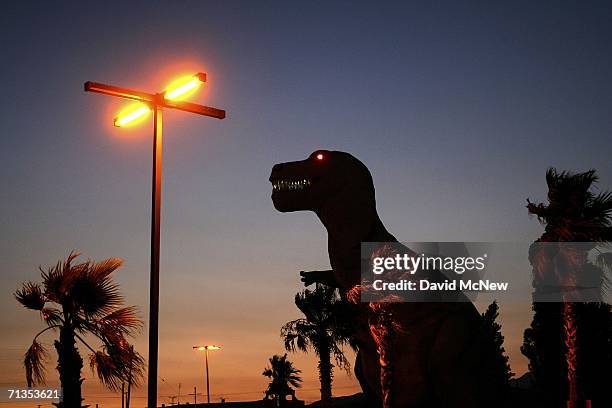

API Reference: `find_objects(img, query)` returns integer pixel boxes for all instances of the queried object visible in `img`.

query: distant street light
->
[193,345,221,404]
[84,73,225,408]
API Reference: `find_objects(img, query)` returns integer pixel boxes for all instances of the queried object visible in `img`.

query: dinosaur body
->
[270,150,499,407]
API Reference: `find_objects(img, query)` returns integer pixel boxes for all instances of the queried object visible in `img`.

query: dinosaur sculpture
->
[270,150,500,408]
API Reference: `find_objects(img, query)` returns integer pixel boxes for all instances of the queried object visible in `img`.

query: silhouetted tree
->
[523,168,612,406]
[15,252,145,408]
[262,354,302,407]
[481,301,513,388]
[281,285,357,408]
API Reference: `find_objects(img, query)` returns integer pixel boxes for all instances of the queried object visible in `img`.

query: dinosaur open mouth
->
[271,178,312,192]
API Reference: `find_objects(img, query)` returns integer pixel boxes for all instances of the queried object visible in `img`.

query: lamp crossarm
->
[84,81,226,119]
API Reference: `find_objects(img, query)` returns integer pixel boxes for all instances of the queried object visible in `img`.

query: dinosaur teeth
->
[272,179,312,192]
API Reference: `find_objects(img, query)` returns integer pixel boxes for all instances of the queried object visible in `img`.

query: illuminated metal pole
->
[148,105,162,408]
[84,75,225,408]
[205,347,210,404]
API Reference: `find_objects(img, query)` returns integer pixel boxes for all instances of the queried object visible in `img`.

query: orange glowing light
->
[195,345,221,351]
[114,103,151,127]
[316,153,324,160]
[164,74,205,101]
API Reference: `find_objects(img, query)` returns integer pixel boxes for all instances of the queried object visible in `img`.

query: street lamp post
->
[84,74,225,408]
[193,345,221,404]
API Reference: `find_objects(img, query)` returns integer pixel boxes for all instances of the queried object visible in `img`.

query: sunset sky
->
[1,1,612,407]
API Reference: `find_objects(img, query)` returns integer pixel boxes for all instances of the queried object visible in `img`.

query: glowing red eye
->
[316,153,324,160]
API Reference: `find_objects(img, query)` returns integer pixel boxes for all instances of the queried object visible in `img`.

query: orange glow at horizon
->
[164,75,204,101]
[114,103,151,127]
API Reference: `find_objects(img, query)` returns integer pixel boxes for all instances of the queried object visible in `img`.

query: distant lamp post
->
[84,72,226,408]
[193,345,221,404]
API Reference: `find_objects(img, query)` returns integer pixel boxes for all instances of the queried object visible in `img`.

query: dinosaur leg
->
[356,322,434,408]
[355,350,382,408]
[428,304,497,407]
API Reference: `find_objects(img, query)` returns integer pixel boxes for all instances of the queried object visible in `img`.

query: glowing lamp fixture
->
[164,73,206,101]
[194,345,221,351]
[114,103,151,127]
[316,153,324,160]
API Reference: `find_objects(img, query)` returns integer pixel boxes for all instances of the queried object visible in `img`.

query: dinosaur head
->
[269,150,375,214]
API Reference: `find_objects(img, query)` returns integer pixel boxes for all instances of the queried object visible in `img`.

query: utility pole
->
[205,348,210,404]
[188,386,202,406]
[126,370,132,408]
[126,345,133,408]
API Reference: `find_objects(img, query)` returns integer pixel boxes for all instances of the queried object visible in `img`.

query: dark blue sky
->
[1,1,611,405]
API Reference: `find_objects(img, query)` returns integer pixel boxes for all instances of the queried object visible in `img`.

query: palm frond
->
[330,341,352,373]
[96,306,143,336]
[545,167,560,189]
[63,251,82,269]
[15,282,46,311]
[120,347,145,387]
[39,253,126,317]
[545,168,597,204]
[89,258,124,281]
[40,261,64,304]
[61,252,89,288]
[87,334,145,391]
[89,351,122,391]
[587,191,612,225]
[40,307,63,326]
[24,340,48,387]
[96,322,127,348]
[287,372,303,388]
[41,253,82,305]
[70,269,123,318]
[281,319,315,353]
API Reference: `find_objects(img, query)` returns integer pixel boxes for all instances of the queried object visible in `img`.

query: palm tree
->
[525,168,612,406]
[281,285,356,408]
[262,354,302,407]
[14,252,145,408]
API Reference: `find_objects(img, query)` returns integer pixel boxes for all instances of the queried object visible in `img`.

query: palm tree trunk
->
[370,309,394,408]
[55,326,83,408]
[317,339,333,408]
[563,302,578,407]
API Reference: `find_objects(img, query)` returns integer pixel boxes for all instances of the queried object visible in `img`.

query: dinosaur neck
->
[317,205,391,244]
[315,194,395,284]
[316,195,372,240]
